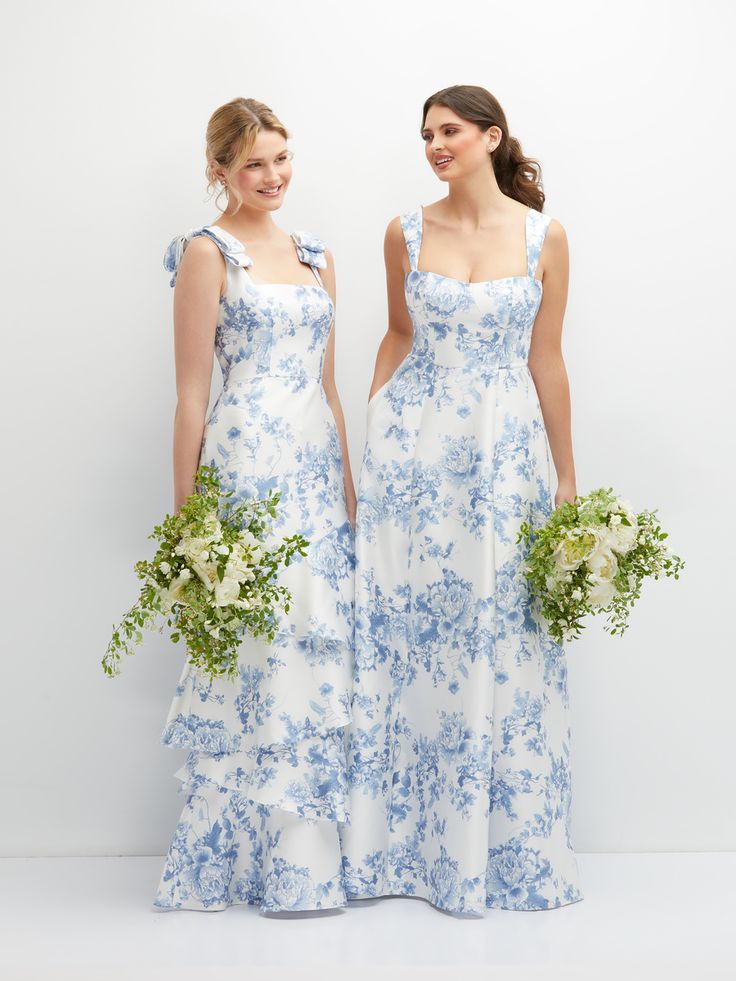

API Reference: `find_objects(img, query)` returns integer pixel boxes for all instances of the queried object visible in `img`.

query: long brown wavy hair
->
[421,85,545,211]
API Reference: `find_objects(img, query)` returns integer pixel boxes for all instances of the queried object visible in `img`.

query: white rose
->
[160,572,191,608]
[214,576,241,607]
[609,520,638,555]
[191,559,219,592]
[552,539,578,572]
[552,529,598,572]
[159,560,171,576]
[587,545,618,582]
[588,577,616,607]
[595,526,618,551]
[201,514,223,541]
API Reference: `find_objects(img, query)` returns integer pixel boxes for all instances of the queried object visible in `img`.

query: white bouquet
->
[102,464,308,681]
[516,486,684,643]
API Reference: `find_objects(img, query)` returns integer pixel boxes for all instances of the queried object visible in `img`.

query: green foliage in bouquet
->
[103,464,309,681]
[516,486,685,644]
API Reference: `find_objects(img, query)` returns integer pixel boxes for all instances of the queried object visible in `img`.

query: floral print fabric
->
[338,207,584,913]
[154,225,355,913]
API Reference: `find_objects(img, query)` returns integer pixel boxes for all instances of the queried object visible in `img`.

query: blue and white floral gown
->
[339,206,584,913]
[153,225,355,913]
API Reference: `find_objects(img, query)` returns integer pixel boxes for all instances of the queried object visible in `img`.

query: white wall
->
[2,0,734,855]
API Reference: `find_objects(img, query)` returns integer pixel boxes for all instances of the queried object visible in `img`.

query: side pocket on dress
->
[367,376,391,409]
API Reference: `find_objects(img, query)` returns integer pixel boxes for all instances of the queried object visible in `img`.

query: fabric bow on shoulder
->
[163,226,254,287]
[290,231,328,270]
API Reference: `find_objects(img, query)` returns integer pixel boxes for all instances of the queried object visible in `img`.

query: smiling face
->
[421,105,500,181]
[220,129,293,212]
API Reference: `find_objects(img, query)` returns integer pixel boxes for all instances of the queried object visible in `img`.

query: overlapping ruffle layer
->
[153,775,348,912]
[172,719,351,824]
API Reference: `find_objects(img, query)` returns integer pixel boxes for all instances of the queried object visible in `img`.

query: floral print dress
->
[338,206,585,913]
[153,225,355,913]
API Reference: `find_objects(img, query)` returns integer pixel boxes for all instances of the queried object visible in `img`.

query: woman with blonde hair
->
[153,97,356,913]
[340,84,584,913]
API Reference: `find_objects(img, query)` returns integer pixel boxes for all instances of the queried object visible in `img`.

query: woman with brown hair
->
[339,84,584,913]
[153,98,356,913]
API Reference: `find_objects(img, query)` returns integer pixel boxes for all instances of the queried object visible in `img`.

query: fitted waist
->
[413,352,528,371]
[223,365,322,386]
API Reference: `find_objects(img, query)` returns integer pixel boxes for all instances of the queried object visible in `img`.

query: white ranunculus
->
[176,534,212,566]
[159,560,171,576]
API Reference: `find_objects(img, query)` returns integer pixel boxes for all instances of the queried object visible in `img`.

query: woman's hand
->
[554,479,578,508]
[345,485,357,528]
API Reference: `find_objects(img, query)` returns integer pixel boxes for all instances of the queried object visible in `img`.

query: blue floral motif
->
[161,713,241,755]
[155,223,353,913]
[339,206,584,913]
[309,521,356,589]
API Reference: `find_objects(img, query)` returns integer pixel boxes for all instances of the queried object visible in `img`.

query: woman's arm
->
[319,249,357,527]
[171,237,225,513]
[526,218,577,507]
[367,216,415,400]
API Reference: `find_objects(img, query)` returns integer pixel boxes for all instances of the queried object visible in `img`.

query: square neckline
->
[206,223,331,296]
[410,205,543,288]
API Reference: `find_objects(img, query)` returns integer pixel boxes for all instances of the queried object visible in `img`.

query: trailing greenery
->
[103,464,309,681]
[517,486,685,644]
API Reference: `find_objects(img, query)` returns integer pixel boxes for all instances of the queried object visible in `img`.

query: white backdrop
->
[2,0,734,856]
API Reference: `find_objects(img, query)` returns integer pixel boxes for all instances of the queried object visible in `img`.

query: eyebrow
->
[246,151,288,161]
[420,123,462,135]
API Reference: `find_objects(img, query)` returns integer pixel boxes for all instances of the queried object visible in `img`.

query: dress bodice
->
[164,226,334,389]
[400,207,552,372]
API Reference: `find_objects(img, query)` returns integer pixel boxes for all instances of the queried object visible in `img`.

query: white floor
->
[1,853,734,980]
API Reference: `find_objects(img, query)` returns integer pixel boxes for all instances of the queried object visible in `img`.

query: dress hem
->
[344,887,585,915]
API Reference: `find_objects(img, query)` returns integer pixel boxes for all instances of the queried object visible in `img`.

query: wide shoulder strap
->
[163,225,253,287]
[526,209,552,279]
[399,209,422,271]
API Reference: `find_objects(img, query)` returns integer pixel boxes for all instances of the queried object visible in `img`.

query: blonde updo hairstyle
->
[205,97,290,215]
